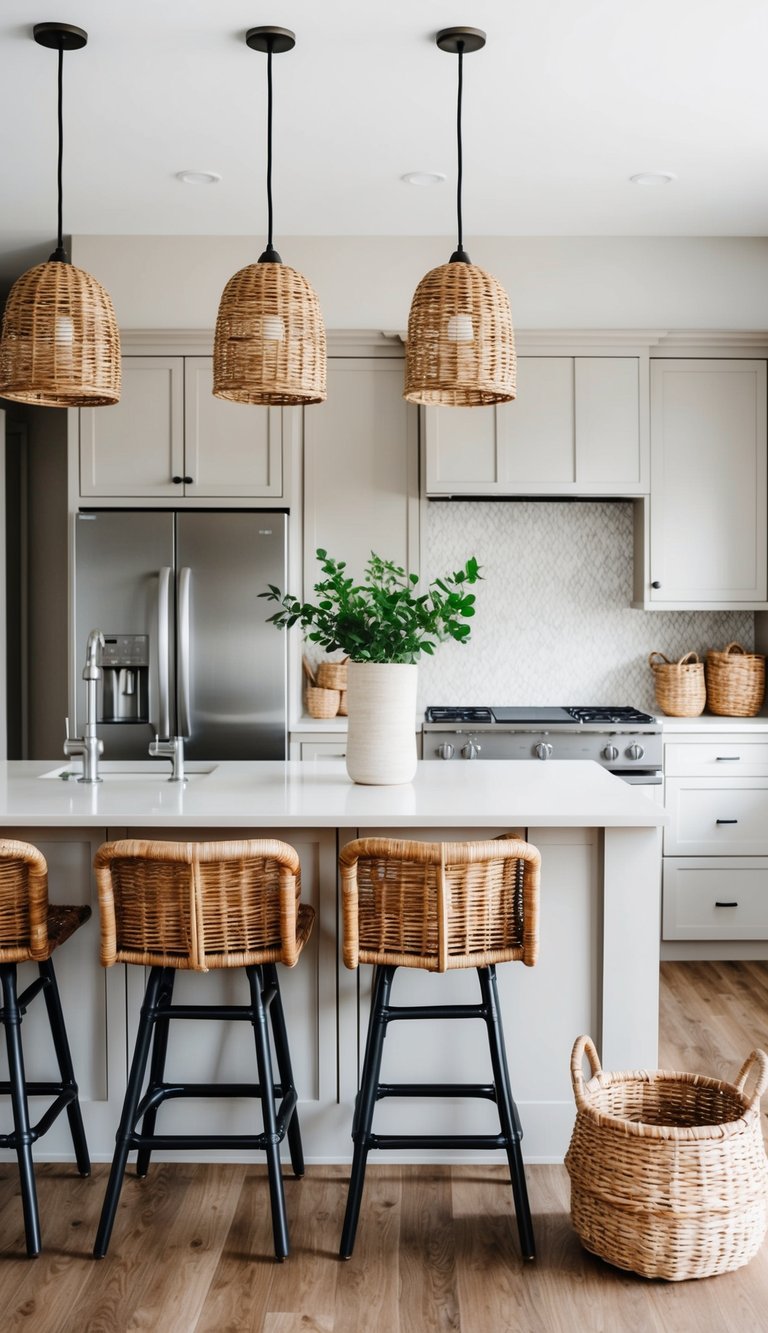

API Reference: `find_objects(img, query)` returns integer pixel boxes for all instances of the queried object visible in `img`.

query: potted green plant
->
[261,549,481,784]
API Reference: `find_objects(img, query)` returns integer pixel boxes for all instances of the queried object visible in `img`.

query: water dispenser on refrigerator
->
[99,635,149,723]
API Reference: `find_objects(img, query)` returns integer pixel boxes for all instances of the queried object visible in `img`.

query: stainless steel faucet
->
[149,733,186,782]
[64,629,105,783]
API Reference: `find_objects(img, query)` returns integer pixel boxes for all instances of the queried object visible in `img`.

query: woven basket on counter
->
[305,686,341,719]
[316,658,348,691]
[648,651,706,717]
[565,1035,768,1281]
[705,642,765,717]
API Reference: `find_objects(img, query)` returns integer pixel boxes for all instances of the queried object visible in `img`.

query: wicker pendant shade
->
[214,260,326,406]
[0,259,120,407]
[405,261,515,406]
[0,23,120,409]
[404,27,515,408]
[213,26,326,407]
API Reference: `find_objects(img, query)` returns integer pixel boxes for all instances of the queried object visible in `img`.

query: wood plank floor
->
[1,961,767,1332]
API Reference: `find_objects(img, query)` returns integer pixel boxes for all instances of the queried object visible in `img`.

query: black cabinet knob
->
[651,580,661,589]
[183,475,193,484]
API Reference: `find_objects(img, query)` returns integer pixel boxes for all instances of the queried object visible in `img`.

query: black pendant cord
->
[450,42,470,264]
[259,39,281,264]
[51,46,68,263]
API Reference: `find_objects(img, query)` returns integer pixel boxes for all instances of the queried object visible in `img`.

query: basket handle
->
[676,651,700,666]
[733,1049,768,1108]
[724,642,747,656]
[570,1034,602,1109]
[648,651,671,668]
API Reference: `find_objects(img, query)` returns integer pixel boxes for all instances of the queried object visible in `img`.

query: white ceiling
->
[2,1,768,291]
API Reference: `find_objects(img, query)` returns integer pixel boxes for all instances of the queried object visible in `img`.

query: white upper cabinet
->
[78,354,284,502]
[637,359,767,608]
[424,356,645,496]
[303,356,419,586]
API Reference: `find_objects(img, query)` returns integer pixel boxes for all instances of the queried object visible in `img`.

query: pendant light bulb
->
[213,26,326,406]
[0,23,121,408]
[404,27,516,407]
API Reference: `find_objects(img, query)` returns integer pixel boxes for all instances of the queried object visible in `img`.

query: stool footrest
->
[384,1003,486,1022]
[136,1081,288,1116]
[152,1003,267,1021]
[376,1081,497,1101]
[0,1088,78,1147]
[367,1132,516,1151]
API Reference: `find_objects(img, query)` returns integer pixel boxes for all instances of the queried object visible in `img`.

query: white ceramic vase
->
[345,661,418,785]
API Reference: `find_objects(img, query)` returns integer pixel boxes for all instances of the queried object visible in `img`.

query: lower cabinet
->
[663,857,768,940]
[662,732,768,950]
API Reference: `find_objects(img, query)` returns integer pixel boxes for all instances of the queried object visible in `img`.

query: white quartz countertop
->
[0,760,666,830]
[660,713,768,733]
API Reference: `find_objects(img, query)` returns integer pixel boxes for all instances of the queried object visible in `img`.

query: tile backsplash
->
[419,500,753,714]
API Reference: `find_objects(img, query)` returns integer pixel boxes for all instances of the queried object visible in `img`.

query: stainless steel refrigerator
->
[72,510,288,761]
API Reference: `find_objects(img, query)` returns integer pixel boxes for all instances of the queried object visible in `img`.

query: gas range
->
[423,705,662,783]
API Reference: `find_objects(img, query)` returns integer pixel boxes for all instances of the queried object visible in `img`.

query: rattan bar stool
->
[92,838,314,1262]
[339,836,540,1261]
[0,838,91,1257]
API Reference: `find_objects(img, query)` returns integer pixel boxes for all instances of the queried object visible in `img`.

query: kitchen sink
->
[39,763,218,781]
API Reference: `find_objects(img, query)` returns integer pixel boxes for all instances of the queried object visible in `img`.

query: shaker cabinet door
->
[79,356,184,497]
[647,359,767,606]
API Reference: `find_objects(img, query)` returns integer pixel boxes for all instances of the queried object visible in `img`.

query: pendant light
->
[404,27,515,407]
[213,26,326,406]
[0,23,120,407]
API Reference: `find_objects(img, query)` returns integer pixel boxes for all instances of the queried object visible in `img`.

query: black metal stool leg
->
[1,965,41,1258]
[94,966,164,1258]
[39,958,90,1177]
[478,966,535,1260]
[339,964,395,1259]
[263,962,304,1178]
[247,964,289,1262]
[136,968,175,1178]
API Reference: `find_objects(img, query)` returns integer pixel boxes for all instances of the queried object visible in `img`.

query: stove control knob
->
[626,744,645,761]
[436,743,455,760]
[602,745,619,762]
[534,742,553,760]
[461,741,481,760]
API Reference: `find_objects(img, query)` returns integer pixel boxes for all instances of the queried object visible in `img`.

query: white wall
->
[73,235,768,332]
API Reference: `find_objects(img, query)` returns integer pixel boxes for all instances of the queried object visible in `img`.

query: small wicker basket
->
[705,642,765,717]
[316,658,349,691]
[305,686,340,720]
[565,1035,768,1281]
[648,651,706,717]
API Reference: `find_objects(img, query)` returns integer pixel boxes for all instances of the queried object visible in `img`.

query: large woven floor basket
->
[565,1036,768,1281]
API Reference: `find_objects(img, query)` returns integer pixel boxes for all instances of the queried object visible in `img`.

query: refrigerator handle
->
[157,567,172,738]
[177,566,192,739]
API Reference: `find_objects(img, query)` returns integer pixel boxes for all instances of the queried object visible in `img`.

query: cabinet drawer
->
[664,779,768,855]
[664,738,768,778]
[663,858,768,939]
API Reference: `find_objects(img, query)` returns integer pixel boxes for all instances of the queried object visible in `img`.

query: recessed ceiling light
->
[401,171,446,187]
[629,172,676,186]
[175,169,221,186]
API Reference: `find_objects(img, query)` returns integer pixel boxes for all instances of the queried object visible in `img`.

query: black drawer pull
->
[172,475,183,484]
[715,756,740,761]
[715,901,739,908]
[716,818,738,824]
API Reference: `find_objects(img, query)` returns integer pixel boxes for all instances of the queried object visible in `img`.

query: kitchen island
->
[0,759,665,1163]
